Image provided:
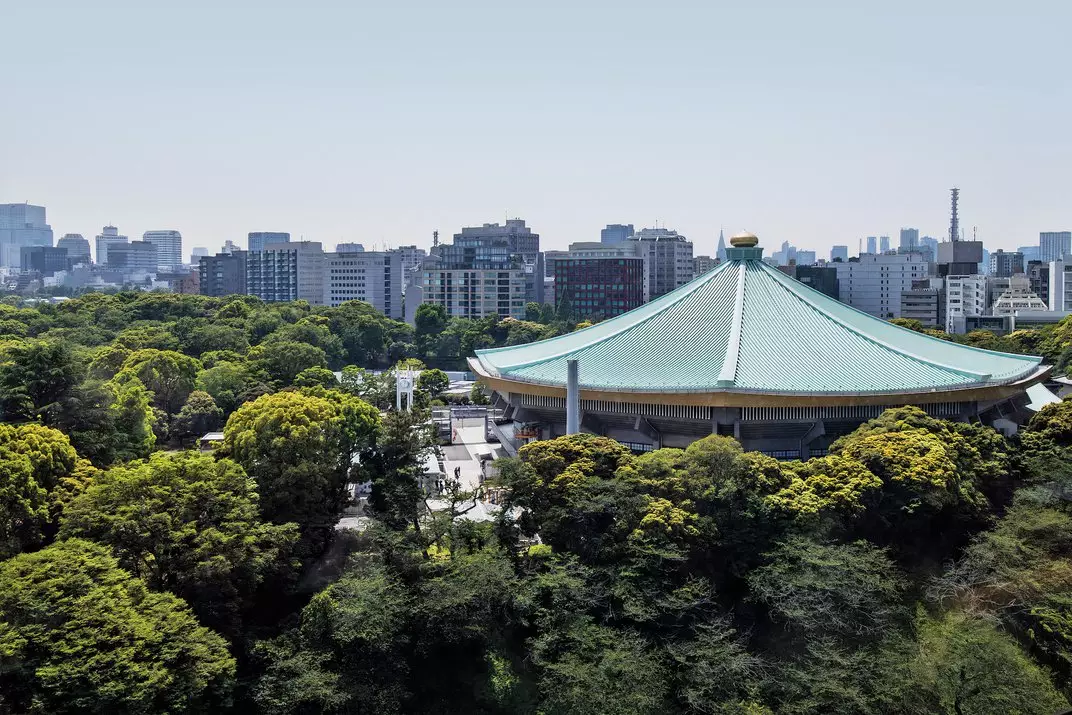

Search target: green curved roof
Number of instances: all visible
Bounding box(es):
[473,254,1043,395]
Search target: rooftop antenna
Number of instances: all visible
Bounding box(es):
[433,230,439,248]
[949,187,960,242]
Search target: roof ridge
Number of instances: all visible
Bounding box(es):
[485,260,735,372]
[716,263,746,386]
[756,261,992,381]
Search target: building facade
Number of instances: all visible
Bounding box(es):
[440,220,544,305]
[142,230,183,271]
[830,245,848,262]
[247,241,325,304]
[989,249,1025,278]
[108,241,158,273]
[95,226,128,265]
[553,247,647,320]
[1040,231,1072,263]
[899,228,919,250]
[198,251,248,297]
[0,204,53,268]
[630,228,694,299]
[900,278,945,328]
[945,275,988,333]
[866,236,877,254]
[420,268,527,320]
[791,265,840,299]
[600,224,635,244]
[693,255,718,275]
[1049,260,1072,312]
[57,234,91,264]
[325,250,403,318]
[20,246,68,276]
[834,252,929,318]
[248,232,290,252]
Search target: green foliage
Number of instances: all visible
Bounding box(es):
[293,365,338,388]
[105,373,156,461]
[0,539,235,714]
[0,338,84,423]
[170,389,224,441]
[119,348,202,416]
[361,409,437,531]
[416,367,450,398]
[59,451,298,636]
[248,340,328,385]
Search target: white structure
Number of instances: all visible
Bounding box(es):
[0,204,53,268]
[94,225,128,265]
[324,250,402,317]
[834,252,929,318]
[991,276,1049,316]
[395,245,428,276]
[1049,260,1072,312]
[1040,231,1072,263]
[420,268,527,320]
[945,275,988,333]
[246,241,326,305]
[57,234,91,264]
[142,230,182,271]
[396,369,415,411]
[629,227,694,299]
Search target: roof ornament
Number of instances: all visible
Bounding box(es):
[730,231,759,248]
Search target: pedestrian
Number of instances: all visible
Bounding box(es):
[454,466,461,479]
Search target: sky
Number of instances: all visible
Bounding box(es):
[3,1,1070,258]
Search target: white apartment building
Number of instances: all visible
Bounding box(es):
[834,252,929,318]
[420,268,526,320]
[324,250,402,318]
[142,230,183,271]
[1049,260,1072,312]
[94,225,128,265]
[945,275,988,333]
[629,228,694,299]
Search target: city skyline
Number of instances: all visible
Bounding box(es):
[3,2,1070,257]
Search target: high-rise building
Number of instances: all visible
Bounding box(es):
[990,275,1049,316]
[600,224,635,244]
[716,229,728,263]
[1027,261,1050,305]
[246,241,325,304]
[866,236,877,255]
[791,265,840,299]
[95,225,128,265]
[1040,231,1072,262]
[419,268,527,320]
[20,246,68,276]
[1049,260,1072,312]
[899,228,919,250]
[0,204,53,268]
[693,255,718,275]
[248,232,290,252]
[440,220,543,304]
[1019,245,1041,263]
[795,250,817,266]
[543,250,569,278]
[199,251,248,297]
[57,234,91,264]
[989,249,1025,278]
[324,250,402,318]
[920,236,939,262]
[108,241,159,273]
[630,227,694,299]
[222,239,239,254]
[554,251,647,319]
[190,247,209,264]
[945,275,988,333]
[830,245,849,262]
[834,252,930,318]
[937,241,983,277]
[142,230,182,271]
[395,245,427,274]
[879,236,891,253]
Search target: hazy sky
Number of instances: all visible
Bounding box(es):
[3,1,1070,257]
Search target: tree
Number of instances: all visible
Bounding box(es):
[470,380,491,405]
[105,374,156,461]
[171,390,224,441]
[414,303,447,351]
[360,409,437,531]
[224,390,379,554]
[293,366,338,388]
[0,539,235,714]
[0,338,84,424]
[119,348,202,416]
[248,340,328,386]
[417,368,450,399]
[60,452,298,636]
[195,360,252,415]
[0,443,46,558]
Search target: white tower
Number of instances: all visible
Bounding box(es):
[396,369,415,411]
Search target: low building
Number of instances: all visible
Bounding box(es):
[420,268,527,320]
[693,255,718,276]
[991,276,1049,316]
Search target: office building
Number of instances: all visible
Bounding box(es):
[795,250,816,266]
[440,220,544,304]
[248,232,290,252]
[0,203,53,268]
[474,233,1048,457]
[937,241,984,277]
[95,226,128,265]
[1027,261,1050,305]
[419,268,527,320]
[222,239,239,254]
[945,275,988,333]
[601,224,635,244]
[247,241,326,304]
[190,247,209,264]
[20,246,68,276]
[834,252,929,318]
[336,243,365,253]
[325,250,402,318]
[791,265,840,299]
[866,236,877,255]
[108,241,158,273]
[544,250,569,278]
[550,242,649,319]
[991,276,1049,316]
[630,227,694,299]
[900,278,945,328]
[56,234,91,264]
[142,230,183,271]
[830,245,849,262]
[199,251,248,297]
[395,245,427,274]
[694,255,718,275]
[989,249,1025,278]
[1041,231,1072,263]
[921,236,939,258]
[1019,245,1041,263]
[1049,260,1072,312]
[899,228,919,250]
[879,236,891,253]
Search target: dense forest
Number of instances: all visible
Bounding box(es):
[2,290,1072,713]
